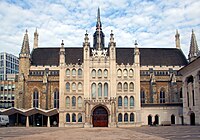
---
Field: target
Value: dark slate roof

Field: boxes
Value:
[116,48,188,66]
[31,47,187,66]
[31,48,83,66]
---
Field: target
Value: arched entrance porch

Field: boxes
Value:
[92,106,108,127]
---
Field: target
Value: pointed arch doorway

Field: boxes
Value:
[92,106,108,127]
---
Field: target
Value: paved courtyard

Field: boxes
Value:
[0,126,200,140]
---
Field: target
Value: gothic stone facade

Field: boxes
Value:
[15,9,200,127]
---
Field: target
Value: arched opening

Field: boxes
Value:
[171,114,175,124]
[190,112,195,125]
[92,106,108,127]
[155,115,159,125]
[148,115,152,125]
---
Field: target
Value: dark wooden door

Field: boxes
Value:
[93,106,108,127]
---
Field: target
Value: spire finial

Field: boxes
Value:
[175,29,180,49]
[134,40,138,46]
[188,29,199,62]
[96,7,102,30]
[25,29,28,34]
[35,28,37,33]
[61,40,64,46]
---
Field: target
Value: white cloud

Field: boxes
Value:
[0,0,199,58]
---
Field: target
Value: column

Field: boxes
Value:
[26,116,29,127]
[47,116,50,127]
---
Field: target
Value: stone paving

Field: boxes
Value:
[0,126,199,140]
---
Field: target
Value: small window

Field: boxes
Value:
[92,69,96,78]
[118,113,122,122]
[129,69,134,77]
[66,83,70,91]
[124,96,128,107]
[78,82,82,91]
[160,88,165,103]
[33,90,39,108]
[91,83,96,98]
[72,82,76,91]
[124,82,128,91]
[141,89,145,104]
[123,69,128,78]
[98,69,102,77]
[78,69,82,77]
[117,69,122,78]
[104,83,108,97]
[54,90,59,109]
[117,82,122,91]
[66,69,70,76]
[66,96,70,108]
[130,96,134,107]
[104,69,108,78]
[98,83,102,97]
[118,96,122,107]
[78,96,82,108]
[129,82,134,91]
[72,96,76,107]
[72,69,76,77]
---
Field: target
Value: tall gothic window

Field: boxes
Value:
[124,82,128,91]
[92,69,96,78]
[104,69,108,78]
[78,113,82,122]
[117,82,122,91]
[54,89,59,109]
[98,69,102,77]
[104,83,108,97]
[124,113,128,122]
[130,96,134,107]
[130,113,134,122]
[118,96,122,107]
[33,90,39,108]
[78,82,82,91]
[72,113,76,122]
[66,96,70,108]
[78,96,82,108]
[118,113,122,122]
[66,69,70,76]
[72,82,76,91]
[123,69,128,78]
[124,96,128,107]
[129,82,134,91]
[117,69,122,78]
[66,113,70,122]
[98,83,102,97]
[141,89,145,104]
[160,88,165,103]
[91,83,96,98]
[72,96,76,107]
[72,69,76,77]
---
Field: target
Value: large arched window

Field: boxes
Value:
[98,83,102,97]
[66,96,70,108]
[78,96,82,108]
[66,69,70,76]
[78,113,82,122]
[66,82,70,91]
[118,113,122,122]
[124,113,128,122]
[92,69,96,78]
[130,96,134,107]
[78,68,82,77]
[72,69,76,77]
[91,83,96,98]
[124,96,128,107]
[124,82,128,91]
[160,88,165,103]
[78,82,82,91]
[123,69,128,78]
[118,96,122,107]
[72,113,76,122]
[104,83,108,97]
[66,113,70,122]
[72,96,76,107]
[33,90,39,108]
[54,89,59,109]
[130,113,134,122]
[72,82,76,91]
[117,69,122,78]
[129,82,134,91]
[141,88,145,104]
[117,82,122,91]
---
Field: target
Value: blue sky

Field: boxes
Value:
[0,0,199,57]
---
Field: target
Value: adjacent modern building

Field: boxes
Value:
[0,52,19,81]
[0,9,199,127]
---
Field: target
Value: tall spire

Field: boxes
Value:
[20,29,30,58]
[33,28,39,49]
[93,8,105,50]
[188,29,199,62]
[175,29,181,49]
[96,7,102,30]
